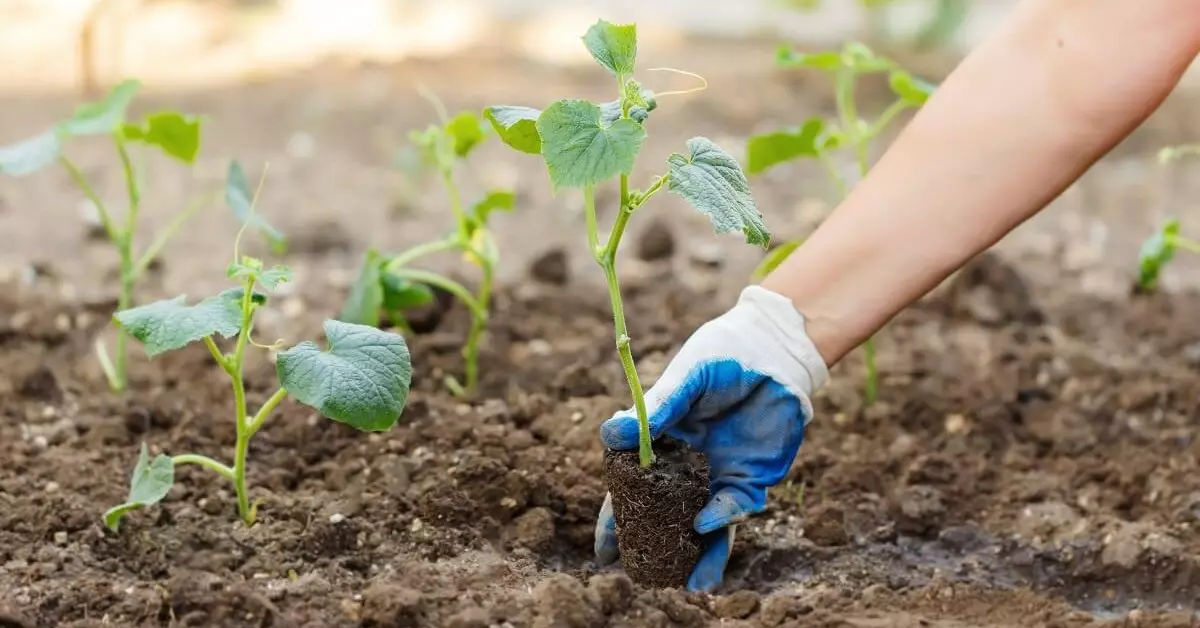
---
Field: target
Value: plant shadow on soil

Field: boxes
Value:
[3,239,1200,628]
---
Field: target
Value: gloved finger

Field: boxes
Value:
[600,364,707,451]
[687,525,736,593]
[594,493,619,565]
[695,486,765,535]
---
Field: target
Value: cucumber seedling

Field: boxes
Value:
[0,80,285,392]
[1136,147,1200,291]
[103,205,411,532]
[341,96,512,397]
[745,41,933,405]
[486,19,769,588]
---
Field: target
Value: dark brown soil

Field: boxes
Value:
[604,438,710,589]
[3,33,1200,628]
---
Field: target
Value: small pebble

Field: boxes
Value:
[45,482,60,494]
[53,531,68,546]
[410,518,423,533]
[329,513,346,524]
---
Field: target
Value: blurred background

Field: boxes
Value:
[1,0,1199,307]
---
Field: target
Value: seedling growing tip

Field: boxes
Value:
[745,42,934,405]
[487,19,769,588]
[341,92,512,397]
[1137,218,1199,292]
[0,80,285,393]
[103,180,411,531]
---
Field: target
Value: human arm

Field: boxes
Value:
[766,0,1200,365]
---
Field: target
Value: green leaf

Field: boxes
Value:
[471,190,516,224]
[483,106,542,155]
[752,240,803,282]
[103,442,175,532]
[122,111,202,164]
[446,111,486,158]
[60,79,140,136]
[258,265,292,291]
[746,119,825,175]
[536,99,646,189]
[276,320,413,432]
[1138,218,1181,291]
[888,70,935,106]
[776,46,841,71]
[0,130,62,176]
[381,271,435,312]
[582,20,637,76]
[114,291,249,357]
[226,160,287,255]
[666,137,770,247]
[340,250,385,327]
[842,42,892,73]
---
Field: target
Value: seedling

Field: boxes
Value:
[341,92,512,397]
[486,20,769,468]
[779,0,969,50]
[1136,147,1200,291]
[0,80,285,393]
[103,196,412,531]
[745,42,934,405]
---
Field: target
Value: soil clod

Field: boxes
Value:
[529,248,570,285]
[636,219,676,261]
[603,438,710,589]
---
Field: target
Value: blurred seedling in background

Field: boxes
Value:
[745,41,934,405]
[341,90,512,398]
[486,20,770,468]
[104,183,411,531]
[779,0,969,51]
[0,80,286,393]
[1136,146,1200,292]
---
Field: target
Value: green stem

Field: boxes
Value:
[442,170,468,238]
[817,154,848,198]
[385,236,459,271]
[229,276,257,525]
[461,263,492,395]
[171,454,235,480]
[1168,235,1200,255]
[868,100,909,139]
[133,190,218,280]
[204,336,231,373]
[593,175,653,467]
[246,387,288,437]
[389,268,485,321]
[59,156,118,242]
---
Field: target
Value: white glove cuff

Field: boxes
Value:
[735,285,831,396]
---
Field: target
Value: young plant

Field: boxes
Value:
[745,41,934,405]
[485,20,770,468]
[103,221,412,532]
[340,96,512,398]
[779,0,969,51]
[0,80,285,392]
[1135,146,1200,291]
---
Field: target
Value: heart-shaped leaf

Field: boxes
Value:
[102,442,175,532]
[277,321,413,432]
[122,111,202,163]
[114,290,250,357]
[483,106,542,155]
[582,20,637,76]
[536,99,646,189]
[667,137,770,247]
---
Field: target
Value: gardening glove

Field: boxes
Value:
[594,285,829,593]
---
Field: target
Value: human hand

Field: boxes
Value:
[594,285,828,592]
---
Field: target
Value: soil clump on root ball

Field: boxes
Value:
[603,438,710,588]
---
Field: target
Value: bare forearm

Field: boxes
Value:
[764,0,1200,365]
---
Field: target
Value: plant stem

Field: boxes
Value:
[1169,235,1200,255]
[229,277,257,525]
[246,387,288,437]
[385,236,458,271]
[460,263,492,395]
[134,190,217,279]
[171,454,235,480]
[591,175,653,467]
[59,156,118,242]
[390,268,485,321]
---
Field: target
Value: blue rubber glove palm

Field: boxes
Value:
[595,286,829,592]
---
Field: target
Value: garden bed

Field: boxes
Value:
[2,39,1200,627]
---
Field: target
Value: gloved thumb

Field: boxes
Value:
[687,525,736,593]
[695,486,765,534]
